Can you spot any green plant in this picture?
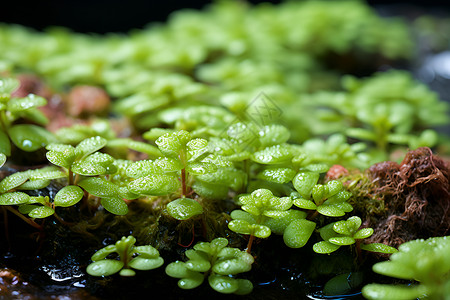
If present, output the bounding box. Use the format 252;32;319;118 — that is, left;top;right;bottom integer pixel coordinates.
45;136;115;185
362;236;450;300
292;173;353;218
313;216;397;255
0;77;55;156
227;188;295;252
87;235;164;277
165;237;254;295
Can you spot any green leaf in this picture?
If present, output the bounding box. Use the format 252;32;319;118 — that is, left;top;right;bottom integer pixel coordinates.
328;236;355;246
0;192;30;205
251;144;293;164
283;219;316;248
75;136;107;159
167;198;203;220
293;172;320;199
360;243;398;254
371;261;416;280
208;274;239;294
228;219;253;235
7;94;47;113
213;254;253;275
107;138;161;157
187;162;217;175
127;174;180;196
45;144;76;168
0;130;11;156
0;172;30;193
234;279;253;295
86;260;124;277
353;228;374;239
54;185;84;207
17;179;50;190
186;138;208;160
293;198;317;210
0;78;19;94
155;130;190;158
91;245;117;261
313;241;341;254
71;152;115;176
185;259;211;273
8;124;55;152
78;177;120;198
128;256;164;270
362;284;427;300
257;167;296;184
101;197;128;215
28;205;55;218
258;124;290;147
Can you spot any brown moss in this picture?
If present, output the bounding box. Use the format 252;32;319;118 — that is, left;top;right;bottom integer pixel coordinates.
366;147;450;248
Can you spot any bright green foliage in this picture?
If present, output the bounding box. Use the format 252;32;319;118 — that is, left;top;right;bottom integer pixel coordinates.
228;189;294;250
17;185;83;218
53;120;161;158
166;198;203;220
313;216;397;255
78;177;129;215
313;71;448;160
46;136;116;184
292;175;353;217
362;236;450;300
87;235;164;277
0;78;55;154
165;237;254;294
363;236;450;299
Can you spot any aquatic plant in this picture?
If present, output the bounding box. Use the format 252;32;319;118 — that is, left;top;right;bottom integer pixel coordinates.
165;237;254;294
87;235;164;277
362;236;450;300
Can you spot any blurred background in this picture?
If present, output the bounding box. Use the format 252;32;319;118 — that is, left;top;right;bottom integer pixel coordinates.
3;0;450;34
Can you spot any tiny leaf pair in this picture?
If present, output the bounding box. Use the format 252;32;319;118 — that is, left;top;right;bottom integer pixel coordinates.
165;237;254;295
87;235;164;277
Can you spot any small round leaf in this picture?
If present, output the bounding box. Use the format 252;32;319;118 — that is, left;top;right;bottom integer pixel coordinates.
54;185;84;207
86;259;124;277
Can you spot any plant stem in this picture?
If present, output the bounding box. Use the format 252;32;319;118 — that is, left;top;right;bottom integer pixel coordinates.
5;206;42;230
246;234;255;254
181;167;187;197
68;169;74;186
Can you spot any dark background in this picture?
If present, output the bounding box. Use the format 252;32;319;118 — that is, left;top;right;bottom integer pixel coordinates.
2;0;450;34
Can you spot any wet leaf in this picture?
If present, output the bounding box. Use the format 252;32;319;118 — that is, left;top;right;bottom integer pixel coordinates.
251;144;293;164
75;136;107;159
293;171;320;198
360;243;397;254
54;185;84;207
208;274;239;294
7;94;46;113
8;124;56;152
28;205;55;218
313;241;341;254
283;219;316;248
45;144;76;168
0;172;30;193
101;197;128;215
257;167;296;184
78;177;120;198
128;256;164;271
127;174;180;196
362;284;426;300
0;192;30;205
167;198;203;220
86;259;124;277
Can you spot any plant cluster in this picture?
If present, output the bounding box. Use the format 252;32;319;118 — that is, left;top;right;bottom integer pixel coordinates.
0;1;449;299
362;236;450;300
